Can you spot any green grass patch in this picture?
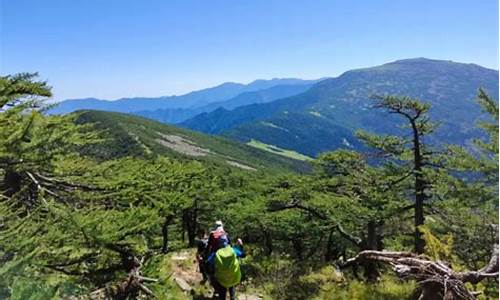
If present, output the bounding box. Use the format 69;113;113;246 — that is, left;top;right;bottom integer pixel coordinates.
247;139;313;161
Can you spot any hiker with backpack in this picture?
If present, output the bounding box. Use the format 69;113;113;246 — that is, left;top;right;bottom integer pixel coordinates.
206;237;246;300
208;220;231;253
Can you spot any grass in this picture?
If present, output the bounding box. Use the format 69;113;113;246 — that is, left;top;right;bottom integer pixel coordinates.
242;251;416;300
142;253;194;300
247;139;313;161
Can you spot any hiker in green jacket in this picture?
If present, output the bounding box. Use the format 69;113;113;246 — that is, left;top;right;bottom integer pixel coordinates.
206;237;245;300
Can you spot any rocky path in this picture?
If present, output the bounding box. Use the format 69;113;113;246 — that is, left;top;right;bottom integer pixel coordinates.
170;250;263;300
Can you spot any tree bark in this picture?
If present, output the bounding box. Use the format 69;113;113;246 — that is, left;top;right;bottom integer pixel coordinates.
182;199;199;247
343;245;499;300
411;120;426;254
161;215;174;254
363;221;380;281
184;210;196;247
263;229;273;255
325;229;335;261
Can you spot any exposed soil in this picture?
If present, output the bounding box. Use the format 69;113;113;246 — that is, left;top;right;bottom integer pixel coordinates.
225;160;256;171
156;133;212;157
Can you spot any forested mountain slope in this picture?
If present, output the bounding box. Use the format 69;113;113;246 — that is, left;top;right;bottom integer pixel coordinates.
182;58;499;157
74;110;310;173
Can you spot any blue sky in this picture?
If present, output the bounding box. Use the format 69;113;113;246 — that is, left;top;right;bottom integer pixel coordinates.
1;0;498;101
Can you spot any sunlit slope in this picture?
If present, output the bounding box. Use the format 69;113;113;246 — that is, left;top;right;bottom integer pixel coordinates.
182;58;499;156
75;110;310;173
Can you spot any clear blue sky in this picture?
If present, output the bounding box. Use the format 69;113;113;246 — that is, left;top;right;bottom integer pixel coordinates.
1;0;498;101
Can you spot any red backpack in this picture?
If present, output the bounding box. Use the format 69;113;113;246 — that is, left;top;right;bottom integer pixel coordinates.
209;229;229;252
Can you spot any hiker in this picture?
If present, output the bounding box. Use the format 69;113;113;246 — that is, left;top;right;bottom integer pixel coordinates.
207;238;246;300
194;228;209;282
208;220;231;253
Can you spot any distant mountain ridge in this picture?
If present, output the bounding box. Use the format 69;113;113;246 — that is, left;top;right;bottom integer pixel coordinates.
181;58;499;156
133;82;317;124
48;78;321;116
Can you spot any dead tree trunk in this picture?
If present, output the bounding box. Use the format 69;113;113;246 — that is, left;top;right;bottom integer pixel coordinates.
76;256;158;300
343;244;499;300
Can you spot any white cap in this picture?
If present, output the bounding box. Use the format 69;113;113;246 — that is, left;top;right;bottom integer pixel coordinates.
215;220;223;227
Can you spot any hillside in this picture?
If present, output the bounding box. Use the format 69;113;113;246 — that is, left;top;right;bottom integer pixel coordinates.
181;58;499;157
74;110;310;173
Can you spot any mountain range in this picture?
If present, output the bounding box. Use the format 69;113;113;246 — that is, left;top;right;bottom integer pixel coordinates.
49;78;321;124
51;58;498;159
181;58;499;156
132;82;318;124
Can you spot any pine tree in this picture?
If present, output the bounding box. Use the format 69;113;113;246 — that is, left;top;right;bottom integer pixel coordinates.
357;95;441;254
268;149;412;280
438;89;499;269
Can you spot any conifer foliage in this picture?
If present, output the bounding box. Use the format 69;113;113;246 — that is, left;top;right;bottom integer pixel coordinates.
0;73;497;299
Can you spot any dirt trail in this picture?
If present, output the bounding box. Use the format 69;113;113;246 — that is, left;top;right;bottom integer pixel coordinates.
171;250;203;292
170;250;263;300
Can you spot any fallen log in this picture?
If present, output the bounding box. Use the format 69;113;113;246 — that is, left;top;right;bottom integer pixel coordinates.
343;244;499;300
68;255;157;300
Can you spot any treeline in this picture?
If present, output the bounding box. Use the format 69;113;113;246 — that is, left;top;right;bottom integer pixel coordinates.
0;73;497;299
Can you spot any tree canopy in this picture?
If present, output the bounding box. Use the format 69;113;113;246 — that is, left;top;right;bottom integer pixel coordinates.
0;74;497;299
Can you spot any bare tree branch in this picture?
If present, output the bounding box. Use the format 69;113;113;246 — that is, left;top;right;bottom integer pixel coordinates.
342;244;499;300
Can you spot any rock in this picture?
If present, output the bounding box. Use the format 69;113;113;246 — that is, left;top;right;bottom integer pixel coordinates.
237;293;262;300
174;277;192;292
171;254;188;261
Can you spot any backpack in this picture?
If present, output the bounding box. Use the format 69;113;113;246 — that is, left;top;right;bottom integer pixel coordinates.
210;229;229;251
214;246;241;288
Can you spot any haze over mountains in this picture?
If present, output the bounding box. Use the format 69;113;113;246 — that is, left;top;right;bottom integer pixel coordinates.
49;78;322;123
50;58;499;159
133;82;318;124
